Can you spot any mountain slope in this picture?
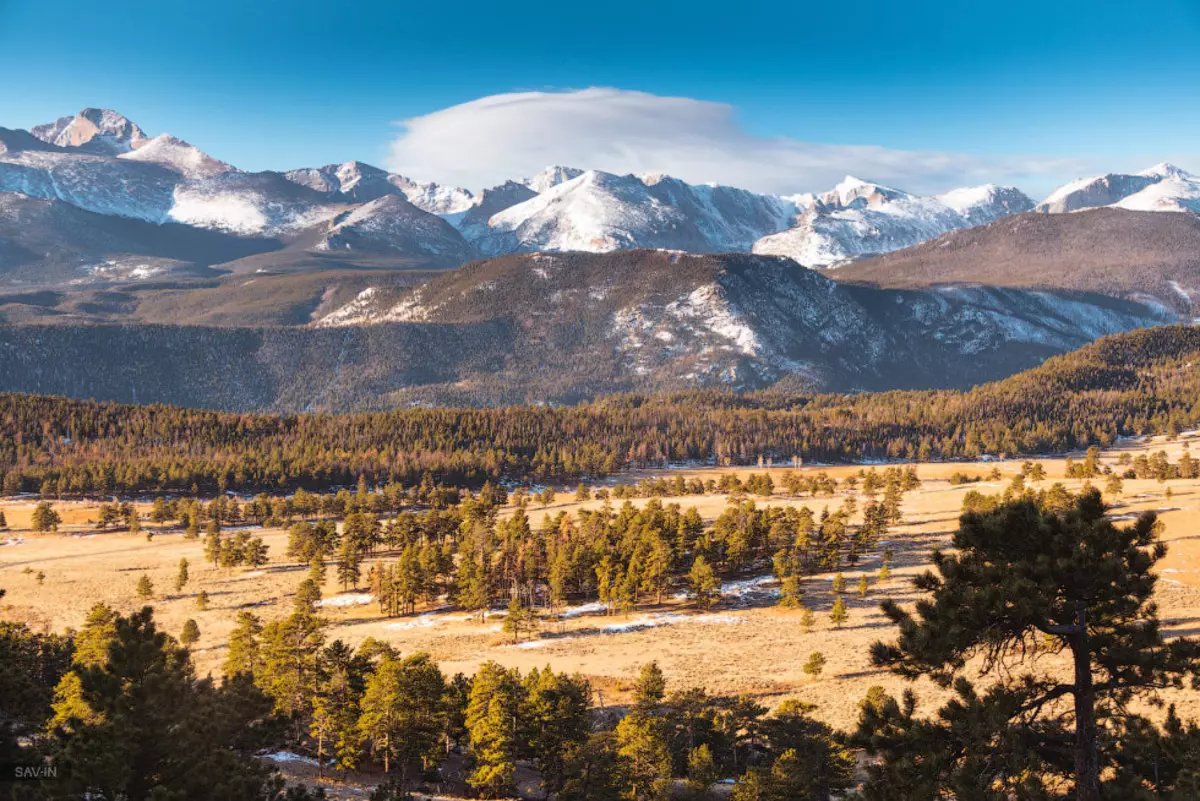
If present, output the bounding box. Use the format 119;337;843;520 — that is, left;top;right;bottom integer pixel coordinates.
832;208;1200;317
0;250;1171;409
1037;163;1200;214
752;177;1034;267
469;170;795;255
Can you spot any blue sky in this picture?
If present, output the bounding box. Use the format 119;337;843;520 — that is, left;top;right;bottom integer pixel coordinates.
1;0;1197;195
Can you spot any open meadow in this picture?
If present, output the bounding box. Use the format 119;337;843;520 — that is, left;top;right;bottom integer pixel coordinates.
4;433;1200;751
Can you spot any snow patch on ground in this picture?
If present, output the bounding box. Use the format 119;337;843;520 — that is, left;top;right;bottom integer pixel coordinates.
317;593;375;608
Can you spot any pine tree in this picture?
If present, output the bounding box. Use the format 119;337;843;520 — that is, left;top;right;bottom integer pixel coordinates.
688;555;720;611
523;667;592;795
45;607;277;801
294;576;323;613
174;558;189;593
338;538;362;591
633;661;667;712
180;619;200;647
829;596;848;629
136;574;154;600
0;509;7;529
357;653;445;786
30;502;61;532
225;611;263;678
258;609;327;737
465;661;524;797
803;652;825;679
686;744;718;793
831;573;846;594
862;488;1200;800
501;594;536;644
615;712;673;801
800;605;816;633
195;590;210;611
857;574;869;598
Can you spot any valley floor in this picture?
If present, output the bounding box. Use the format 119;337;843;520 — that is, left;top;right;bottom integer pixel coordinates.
3;436;1200;797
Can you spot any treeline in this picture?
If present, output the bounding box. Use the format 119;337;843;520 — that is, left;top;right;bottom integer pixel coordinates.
4;325;1200;496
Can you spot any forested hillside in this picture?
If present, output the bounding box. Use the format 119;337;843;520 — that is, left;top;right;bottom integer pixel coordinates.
4;325;1200;496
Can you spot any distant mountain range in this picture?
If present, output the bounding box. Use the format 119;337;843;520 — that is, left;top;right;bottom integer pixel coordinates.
0;251;1171;410
2;108;1199;410
3;107;1197;290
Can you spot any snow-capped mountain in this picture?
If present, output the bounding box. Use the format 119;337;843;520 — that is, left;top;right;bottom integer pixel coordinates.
1037;163;1200;215
119;134;234;179
752;177;1034;268
315;195;478;264
4;106;1197;291
0;110;477;255
523;165;584;193
283;161;475;214
31;108;148;155
467;169;796;256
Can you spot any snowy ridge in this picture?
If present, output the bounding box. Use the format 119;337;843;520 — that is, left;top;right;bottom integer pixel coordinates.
119;134;233;178
1037;163;1200;214
470;169;797;256
753;177;1034;268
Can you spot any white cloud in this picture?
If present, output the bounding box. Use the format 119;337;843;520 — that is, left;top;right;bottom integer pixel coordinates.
385;88;1100;197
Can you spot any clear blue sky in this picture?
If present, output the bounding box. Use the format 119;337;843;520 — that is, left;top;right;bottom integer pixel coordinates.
0;0;1197;192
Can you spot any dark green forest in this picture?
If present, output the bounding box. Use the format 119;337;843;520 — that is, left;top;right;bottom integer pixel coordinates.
4;326;1200;496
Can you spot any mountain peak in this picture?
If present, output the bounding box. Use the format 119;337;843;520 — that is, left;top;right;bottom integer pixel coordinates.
1140;162;1191;179
524;165;584;193
31;108;148;154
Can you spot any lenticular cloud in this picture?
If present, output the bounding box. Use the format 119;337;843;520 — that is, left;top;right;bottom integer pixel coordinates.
385;87;1084;195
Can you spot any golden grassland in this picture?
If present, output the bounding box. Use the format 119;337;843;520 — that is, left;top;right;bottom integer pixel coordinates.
3;435;1200;736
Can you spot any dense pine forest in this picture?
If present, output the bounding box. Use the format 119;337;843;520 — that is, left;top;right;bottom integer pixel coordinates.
4;326;1200;497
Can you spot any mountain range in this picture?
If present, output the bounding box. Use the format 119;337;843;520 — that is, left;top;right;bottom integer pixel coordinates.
4;107;1197;290
1;108;1199;410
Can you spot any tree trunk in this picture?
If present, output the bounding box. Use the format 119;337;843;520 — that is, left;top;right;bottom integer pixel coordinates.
1072;604;1100;801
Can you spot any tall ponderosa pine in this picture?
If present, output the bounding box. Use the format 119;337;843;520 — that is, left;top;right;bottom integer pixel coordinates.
862;488;1200;800
357;653;445;786
465;661;524;798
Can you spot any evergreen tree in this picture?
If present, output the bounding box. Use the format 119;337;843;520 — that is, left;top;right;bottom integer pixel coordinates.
337;538;362;591
688;555;720;611
803;652;825;679
501;594;536;644
615;712;673;801
30;502;61;532
862;489;1200;800
258;608;327;740
358;653;445;786
829;596;848;629
180;619;200;647
136;574;154;600
48;607;277;801
225;611;263;678
522;667;592;795
195;590;210;611
465;661;524;797
633;661;667;713
174;558;189;593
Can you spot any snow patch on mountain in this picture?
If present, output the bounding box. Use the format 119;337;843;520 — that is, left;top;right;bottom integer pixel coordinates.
470;170;795;256
119;134;233;178
315;195;477;262
1038;164;1199;215
166;173;342;235
753;177;1033;268
523;165;584;193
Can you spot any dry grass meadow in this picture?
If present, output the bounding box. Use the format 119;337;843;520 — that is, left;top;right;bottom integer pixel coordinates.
4;435;1200;739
